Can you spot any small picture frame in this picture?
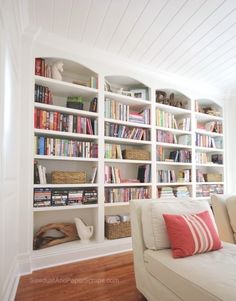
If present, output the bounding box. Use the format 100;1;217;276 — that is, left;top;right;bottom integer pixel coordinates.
130;89;147;100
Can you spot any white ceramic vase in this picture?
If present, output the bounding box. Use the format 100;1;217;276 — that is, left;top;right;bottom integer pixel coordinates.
74;217;93;243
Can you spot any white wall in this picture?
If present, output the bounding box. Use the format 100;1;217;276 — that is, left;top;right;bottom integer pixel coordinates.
0;1;23;300
224;94;236;193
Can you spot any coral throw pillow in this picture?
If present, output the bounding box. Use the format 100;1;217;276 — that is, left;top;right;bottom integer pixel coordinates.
163;210;222;258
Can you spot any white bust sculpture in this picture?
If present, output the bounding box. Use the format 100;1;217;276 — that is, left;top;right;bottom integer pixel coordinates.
74;217;93;243
52;60;63;81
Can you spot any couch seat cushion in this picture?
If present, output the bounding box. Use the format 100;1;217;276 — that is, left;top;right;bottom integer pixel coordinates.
144;242;236;301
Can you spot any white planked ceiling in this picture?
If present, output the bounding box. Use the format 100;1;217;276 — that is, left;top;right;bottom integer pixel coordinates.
27;0;236;92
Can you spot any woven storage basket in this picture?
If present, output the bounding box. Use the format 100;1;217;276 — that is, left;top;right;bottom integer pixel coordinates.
105;221;131;239
52;171;86;184
122;149;150;160
205;173;222;182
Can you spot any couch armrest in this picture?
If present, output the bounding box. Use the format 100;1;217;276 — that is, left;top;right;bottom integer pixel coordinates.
211;194;235;243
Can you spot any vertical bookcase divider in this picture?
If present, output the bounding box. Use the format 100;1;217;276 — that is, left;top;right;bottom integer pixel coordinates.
97;74;105;242
151;87;157;198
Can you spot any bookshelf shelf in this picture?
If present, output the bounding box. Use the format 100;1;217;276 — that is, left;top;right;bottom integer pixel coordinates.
155;103;191;115
156;161;192;166
104;136;151;145
195;129;223;137
194;112;223;121
33;204;98;212
196;182;224;185
196;163;224;168
104;91;150;106
104;202;130;207
104;183;151;187
156;142;191;149
104;118;151;128
34;155;99;162
35;75;98;97
156;126;192;135
105;159;152;164
156;182;192;186
34;102;98;118
195;146;224;152
33;184;98;188
34;129;98;140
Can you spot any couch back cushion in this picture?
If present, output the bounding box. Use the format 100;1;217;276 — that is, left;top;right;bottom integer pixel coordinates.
141;199;216;250
226;197;236;242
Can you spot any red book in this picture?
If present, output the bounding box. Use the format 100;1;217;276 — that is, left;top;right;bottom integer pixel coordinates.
35;58;42;76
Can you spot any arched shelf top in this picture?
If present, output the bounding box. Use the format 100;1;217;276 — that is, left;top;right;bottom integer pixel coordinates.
104;75;150;101
195;98;223;118
155;88;191;111
35;57;98;88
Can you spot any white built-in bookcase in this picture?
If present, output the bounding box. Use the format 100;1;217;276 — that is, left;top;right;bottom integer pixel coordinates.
32;58;224;264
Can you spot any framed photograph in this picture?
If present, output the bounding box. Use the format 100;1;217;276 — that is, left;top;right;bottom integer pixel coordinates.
130;89;147;100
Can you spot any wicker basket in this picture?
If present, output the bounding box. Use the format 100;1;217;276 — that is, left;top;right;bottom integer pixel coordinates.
205;173;222;182
105;221;131;239
122;149;150;160
51;171;86;184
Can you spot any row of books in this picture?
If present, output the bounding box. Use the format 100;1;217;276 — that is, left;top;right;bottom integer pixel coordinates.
35;84;53;104
197;121;223;133
156;147;191;163
34;109;98;135
104;164;151;184
34;161;47;184
169;150;191;163
156;109;177;129
35;136;98;158
129;109;150;124
105;98;129;121
105;187;150;203
195;134;223;148
156;130;191;145
34;188;97;207
196;184;224;197
104;144;122;159
157;186;190;198
157;169;191;183
104;122;150;141
156;110;191;131
195;153;223;165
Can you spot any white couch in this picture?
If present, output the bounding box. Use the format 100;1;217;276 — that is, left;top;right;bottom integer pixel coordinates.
130;199;236;301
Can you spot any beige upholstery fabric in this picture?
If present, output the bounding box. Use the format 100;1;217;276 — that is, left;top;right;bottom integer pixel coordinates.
211;195;235;243
141;198;215;250
144;242;236;301
226;196;236;241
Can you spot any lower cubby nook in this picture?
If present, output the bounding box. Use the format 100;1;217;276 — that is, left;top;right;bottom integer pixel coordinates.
31;206;132;269
33;207;99;251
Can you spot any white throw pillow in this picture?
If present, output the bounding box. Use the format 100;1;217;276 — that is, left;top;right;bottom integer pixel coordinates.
141;198;216;250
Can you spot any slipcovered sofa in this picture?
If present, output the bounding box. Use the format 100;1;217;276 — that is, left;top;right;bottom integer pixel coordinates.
130;199;236;301
211;194;236;243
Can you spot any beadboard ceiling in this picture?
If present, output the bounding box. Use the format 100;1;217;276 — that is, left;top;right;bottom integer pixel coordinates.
27;0;236;92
